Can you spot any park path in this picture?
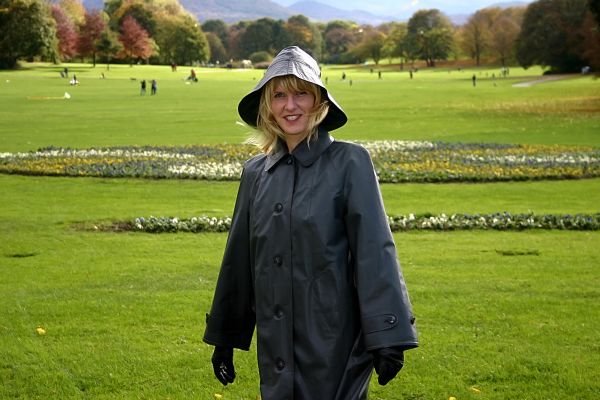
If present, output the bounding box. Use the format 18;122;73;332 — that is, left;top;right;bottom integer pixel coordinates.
512;74;578;87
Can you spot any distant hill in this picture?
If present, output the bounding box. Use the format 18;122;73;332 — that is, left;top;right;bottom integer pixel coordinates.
79;0;531;25
288;1;389;25
488;1;529;8
81;0;293;22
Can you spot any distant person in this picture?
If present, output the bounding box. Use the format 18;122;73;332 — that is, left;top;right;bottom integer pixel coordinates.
342;71;346;80
378;70;382;79
140;79;146;95
188;69;198;82
151;79;157;95
472;74;477;87
69;74;79;85
409;70;413;79
64;67;68;78
204;45;418;400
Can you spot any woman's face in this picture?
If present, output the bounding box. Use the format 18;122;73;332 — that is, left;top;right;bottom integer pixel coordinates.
270;85;315;138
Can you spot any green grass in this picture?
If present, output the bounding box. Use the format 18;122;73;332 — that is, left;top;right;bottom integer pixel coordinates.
1;62;599;399
1;63;599;152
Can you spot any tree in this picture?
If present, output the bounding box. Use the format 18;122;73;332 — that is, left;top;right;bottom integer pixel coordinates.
381;22;408;65
77;10;106;66
154;13;209;65
0;0;57;69
96;28;122;69
516;0;591;72
59;0;85;25
286;15;322;58
51;4;78;61
490;8;524;66
205;32;227;64
460;8;499;66
119;15;153;65
350;27;386;65
202;19;229;52
322;20;358;63
238;18;289;58
406;9;453;67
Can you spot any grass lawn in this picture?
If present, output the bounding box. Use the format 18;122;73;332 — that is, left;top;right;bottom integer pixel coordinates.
1;63;599;151
1;62;599;399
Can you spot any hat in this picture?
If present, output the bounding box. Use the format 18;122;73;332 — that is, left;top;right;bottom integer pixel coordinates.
237;46;347;131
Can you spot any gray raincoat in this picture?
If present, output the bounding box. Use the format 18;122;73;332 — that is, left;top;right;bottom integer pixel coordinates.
204;46;418;400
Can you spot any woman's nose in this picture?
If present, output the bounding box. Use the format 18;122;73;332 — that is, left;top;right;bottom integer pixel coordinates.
284;95;296;110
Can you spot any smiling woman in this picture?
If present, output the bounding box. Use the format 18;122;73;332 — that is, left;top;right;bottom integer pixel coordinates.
203;46;418;400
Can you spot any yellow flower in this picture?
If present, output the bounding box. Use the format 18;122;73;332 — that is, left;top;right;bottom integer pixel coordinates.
449;397;457;400
214;394;223;399
36;327;46;335
470;386;481;393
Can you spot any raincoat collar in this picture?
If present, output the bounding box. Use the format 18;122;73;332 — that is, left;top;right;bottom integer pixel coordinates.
265;128;334;171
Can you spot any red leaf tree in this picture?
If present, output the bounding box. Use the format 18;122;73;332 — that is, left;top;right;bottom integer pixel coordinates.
51;4;78;61
118;15;153;66
77;10;106;66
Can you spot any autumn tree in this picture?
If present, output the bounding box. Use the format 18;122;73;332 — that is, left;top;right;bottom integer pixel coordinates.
350;27;386;64
516;0;591;72
77;10;107;66
322;20;358;63
286;15;322;58
460;8;499;66
490;8;524;66
0;0;57;68
119;15;153;65
406;9;453;67
59;0;85;25
51;4;78;61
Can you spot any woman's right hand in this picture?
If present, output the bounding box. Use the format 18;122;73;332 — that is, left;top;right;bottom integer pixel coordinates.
211;346;236;385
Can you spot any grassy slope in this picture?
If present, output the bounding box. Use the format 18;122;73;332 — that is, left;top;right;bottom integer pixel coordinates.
1;63;599;399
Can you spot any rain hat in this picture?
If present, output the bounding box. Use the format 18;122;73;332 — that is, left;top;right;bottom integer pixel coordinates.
237;46;347;131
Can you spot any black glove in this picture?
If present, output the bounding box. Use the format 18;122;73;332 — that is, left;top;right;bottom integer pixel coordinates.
372;347;405;386
211;346;235;385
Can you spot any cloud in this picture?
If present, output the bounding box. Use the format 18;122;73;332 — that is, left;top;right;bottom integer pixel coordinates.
411;0;420;5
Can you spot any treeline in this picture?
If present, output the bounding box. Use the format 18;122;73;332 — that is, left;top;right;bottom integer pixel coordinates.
0;0;599;72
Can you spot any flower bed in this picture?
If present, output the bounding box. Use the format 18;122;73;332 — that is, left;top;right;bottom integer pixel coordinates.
121;212;600;234
2;141;599;183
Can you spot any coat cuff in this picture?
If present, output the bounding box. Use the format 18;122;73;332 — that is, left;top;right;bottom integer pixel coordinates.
203;313;255;351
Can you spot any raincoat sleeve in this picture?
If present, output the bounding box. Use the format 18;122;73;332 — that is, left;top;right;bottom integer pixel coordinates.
203;163;257;351
343;145;418;351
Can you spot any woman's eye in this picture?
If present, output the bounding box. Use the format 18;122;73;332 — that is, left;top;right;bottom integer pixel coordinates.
297;91;308;96
274;92;285;98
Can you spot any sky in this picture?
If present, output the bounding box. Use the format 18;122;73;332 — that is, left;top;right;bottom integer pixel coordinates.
273;0;534;17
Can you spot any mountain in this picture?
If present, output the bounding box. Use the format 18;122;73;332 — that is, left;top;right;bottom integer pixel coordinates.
179;0;292;23
80;0;293;22
488;1;529;8
288;1;389;25
79;0;531;25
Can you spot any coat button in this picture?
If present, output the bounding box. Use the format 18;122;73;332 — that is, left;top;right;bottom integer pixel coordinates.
276;358;285;370
286;158;293;165
273;255;282;266
386;315;397;324
274;307;284;319
274;203;283;212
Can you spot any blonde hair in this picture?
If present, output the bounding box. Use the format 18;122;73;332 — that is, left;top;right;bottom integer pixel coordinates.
249;75;329;154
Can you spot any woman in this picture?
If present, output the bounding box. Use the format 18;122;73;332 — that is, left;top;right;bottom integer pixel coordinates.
203;46;418;399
